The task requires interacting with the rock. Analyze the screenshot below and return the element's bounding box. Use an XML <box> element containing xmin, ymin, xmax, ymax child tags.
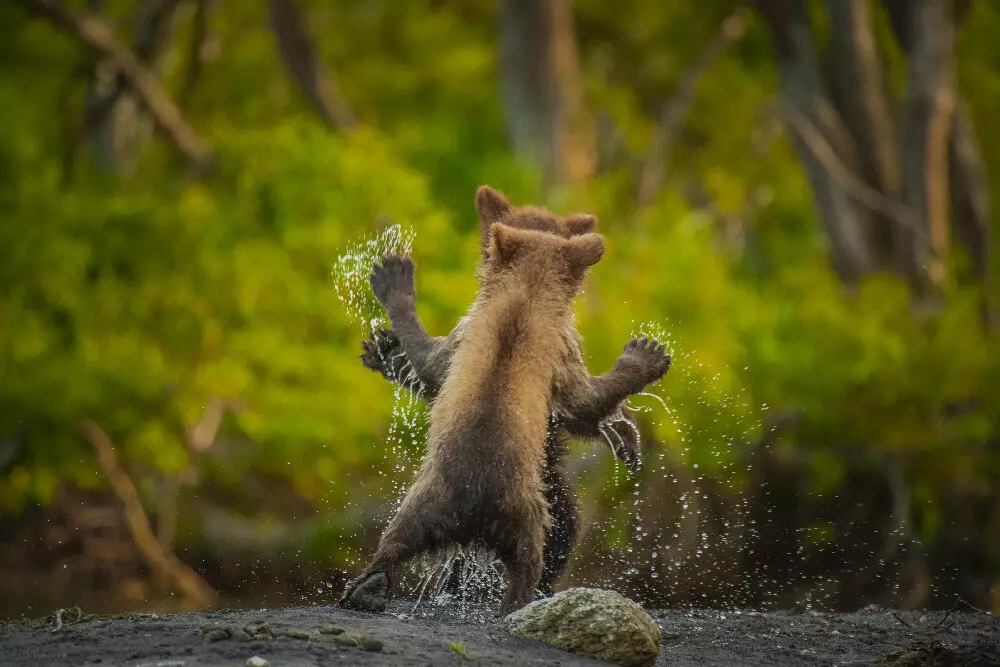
<box><xmin>278</xmin><ymin>628</ymin><xmax>311</xmax><ymax>640</ymax></box>
<box><xmin>317</xmin><ymin>629</ymin><xmax>383</xmax><ymax>652</ymax></box>
<box><xmin>246</xmin><ymin>657</ymin><xmax>269</xmax><ymax>667</ymax></box>
<box><xmin>503</xmin><ymin>587</ymin><xmax>661</xmax><ymax>667</ymax></box>
<box><xmin>198</xmin><ymin>626</ymin><xmax>232</xmax><ymax>643</ymax></box>
<box><xmin>332</xmin><ymin>631</ymin><xmax>366</xmax><ymax>647</ymax></box>
<box><xmin>319</xmin><ymin>625</ymin><xmax>345</xmax><ymax>635</ymax></box>
<box><xmin>243</xmin><ymin>622</ymin><xmax>273</xmax><ymax>639</ymax></box>
<box><xmin>362</xmin><ymin>638</ymin><xmax>384</xmax><ymax>652</ymax></box>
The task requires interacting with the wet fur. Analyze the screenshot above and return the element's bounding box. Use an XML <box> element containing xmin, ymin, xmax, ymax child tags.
<box><xmin>344</xmin><ymin>225</ymin><xmax>605</xmax><ymax>614</ymax></box>
<box><xmin>361</xmin><ymin>186</ymin><xmax>669</xmax><ymax>595</ymax></box>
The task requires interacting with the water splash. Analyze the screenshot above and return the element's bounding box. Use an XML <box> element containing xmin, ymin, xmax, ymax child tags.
<box><xmin>331</xmin><ymin>223</ymin><xmax>429</xmax><ymax>503</ymax></box>
<box><xmin>397</xmin><ymin>544</ymin><xmax>505</xmax><ymax>622</ymax></box>
<box><xmin>332</xmin><ymin>223</ymin><xmax>416</xmax><ymax>334</ymax></box>
<box><xmin>576</xmin><ymin>319</ymin><xmax>775</xmax><ymax>610</ymax></box>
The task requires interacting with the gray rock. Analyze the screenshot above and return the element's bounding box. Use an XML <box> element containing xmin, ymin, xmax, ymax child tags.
<box><xmin>503</xmin><ymin>588</ymin><xmax>661</xmax><ymax>667</ymax></box>
<box><xmin>199</xmin><ymin>625</ymin><xmax>232</xmax><ymax>643</ymax></box>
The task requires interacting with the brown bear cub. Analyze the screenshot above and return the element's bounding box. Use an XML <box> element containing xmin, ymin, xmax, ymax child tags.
<box><xmin>341</xmin><ymin>222</ymin><xmax>608</xmax><ymax>614</ymax></box>
<box><xmin>357</xmin><ymin>186</ymin><xmax>668</xmax><ymax>596</ymax></box>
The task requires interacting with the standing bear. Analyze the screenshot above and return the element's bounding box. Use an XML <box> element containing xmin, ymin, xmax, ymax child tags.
<box><xmin>342</xmin><ymin>215</ymin><xmax>669</xmax><ymax>614</ymax></box>
<box><xmin>358</xmin><ymin>186</ymin><xmax>666</xmax><ymax>594</ymax></box>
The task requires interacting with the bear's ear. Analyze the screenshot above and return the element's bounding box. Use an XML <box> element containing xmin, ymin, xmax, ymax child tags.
<box><xmin>564</xmin><ymin>214</ymin><xmax>597</xmax><ymax>236</ymax></box>
<box><xmin>478</xmin><ymin>186</ymin><xmax>512</xmax><ymax>257</ymax></box>
<box><xmin>486</xmin><ymin>222</ymin><xmax>524</xmax><ymax>265</ymax></box>
<box><xmin>563</xmin><ymin>233</ymin><xmax>605</xmax><ymax>274</ymax></box>
<box><xmin>476</xmin><ymin>185</ymin><xmax>512</xmax><ymax>226</ymax></box>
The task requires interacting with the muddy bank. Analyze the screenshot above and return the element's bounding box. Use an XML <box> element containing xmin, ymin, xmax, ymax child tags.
<box><xmin>1</xmin><ymin>602</ymin><xmax>997</xmax><ymax>666</ymax></box>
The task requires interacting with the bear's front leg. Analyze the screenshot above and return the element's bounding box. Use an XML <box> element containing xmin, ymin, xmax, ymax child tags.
<box><xmin>558</xmin><ymin>337</ymin><xmax>670</xmax><ymax>444</ymax></box>
<box><xmin>360</xmin><ymin>327</ymin><xmax>405</xmax><ymax>381</ymax></box>
<box><xmin>360</xmin><ymin>325</ymin><xmax>457</xmax><ymax>402</ymax></box>
<box><xmin>369</xmin><ymin>253</ymin><xmax>446</xmax><ymax>393</ymax></box>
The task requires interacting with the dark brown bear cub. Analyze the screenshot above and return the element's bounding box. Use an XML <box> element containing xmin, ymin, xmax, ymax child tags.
<box><xmin>341</xmin><ymin>223</ymin><xmax>606</xmax><ymax>615</ymax></box>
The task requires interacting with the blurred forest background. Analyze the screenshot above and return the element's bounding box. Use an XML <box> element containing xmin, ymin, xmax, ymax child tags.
<box><xmin>2</xmin><ymin>0</ymin><xmax>998</xmax><ymax>617</ymax></box>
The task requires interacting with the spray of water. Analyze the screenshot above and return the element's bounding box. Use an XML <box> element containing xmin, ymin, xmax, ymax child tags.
<box><xmin>332</xmin><ymin>223</ymin><xmax>416</xmax><ymax>334</ymax></box>
<box><xmin>397</xmin><ymin>543</ymin><xmax>506</xmax><ymax>622</ymax></box>
<box><xmin>331</xmin><ymin>222</ymin><xmax>429</xmax><ymax>493</ymax></box>
<box><xmin>574</xmin><ymin>319</ymin><xmax>779</xmax><ymax>610</ymax></box>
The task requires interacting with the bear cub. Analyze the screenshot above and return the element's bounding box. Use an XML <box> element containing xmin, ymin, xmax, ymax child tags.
<box><xmin>341</xmin><ymin>222</ymin><xmax>606</xmax><ymax>614</ymax></box>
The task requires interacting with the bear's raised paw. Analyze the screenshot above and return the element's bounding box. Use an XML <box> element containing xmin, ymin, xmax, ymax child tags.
<box><xmin>370</xmin><ymin>253</ymin><xmax>415</xmax><ymax>311</ymax></box>
<box><xmin>618</xmin><ymin>336</ymin><xmax>671</xmax><ymax>385</ymax></box>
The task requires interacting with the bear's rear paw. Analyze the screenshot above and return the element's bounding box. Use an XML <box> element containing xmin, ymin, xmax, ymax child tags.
<box><xmin>370</xmin><ymin>253</ymin><xmax>415</xmax><ymax>311</ymax></box>
<box><xmin>340</xmin><ymin>571</ymin><xmax>390</xmax><ymax>613</ymax></box>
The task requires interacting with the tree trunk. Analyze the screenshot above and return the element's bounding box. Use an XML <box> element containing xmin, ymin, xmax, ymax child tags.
<box><xmin>949</xmin><ymin>102</ymin><xmax>993</xmax><ymax>326</ymax></box>
<box><xmin>758</xmin><ymin>0</ymin><xmax>876</xmax><ymax>284</ymax></box>
<box><xmin>896</xmin><ymin>0</ymin><xmax>957</xmax><ymax>293</ymax></box>
<box><xmin>885</xmin><ymin>0</ymin><xmax>989</xmax><ymax>312</ymax></box>
<box><xmin>497</xmin><ymin>0</ymin><xmax>595</xmax><ymax>185</ymax></box>
<box><xmin>268</xmin><ymin>0</ymin><xmax>357</xmax><ymax>132</ymax></box>
<box><xmin>85</xmin><ymin>0</ymin><xmax>183</xmax><ymax>175</ymax></box>
<box><xmin>756</xmin><ymin>0</ymin><xmax>987</xmax><ymax>305</ymax></box>
<box><xmin>826</xmin><ymin>0</ymin><xmax>900</xmax><ymax>263</ymax></box>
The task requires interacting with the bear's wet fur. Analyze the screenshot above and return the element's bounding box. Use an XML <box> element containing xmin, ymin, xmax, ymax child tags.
<box><xmin>342</xmin><ymin>222</ymin><xmax>606</xmax><ymax>614</ymax></box>
<box><xmin>358</xmin><ymin>186</ymin><xmax>666</xmax><ymax>596</ymax></box>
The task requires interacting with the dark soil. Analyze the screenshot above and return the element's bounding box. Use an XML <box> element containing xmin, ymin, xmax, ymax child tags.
<box><xmin>1</xmin><ymin>602</ymin><xmax>997</xmax><ymax>666</ymax></box>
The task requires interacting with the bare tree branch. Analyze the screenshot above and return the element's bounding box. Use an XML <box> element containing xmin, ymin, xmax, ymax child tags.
<box><xmin>187</xmin><ymin>396</ymin><xmax>243</xmax><ymax>454</ymax></box>
<box><xmin>81</xmin><ymin>419</ymin><xmax>217</xmax><ymax>607</ymax></box>
<box><xmin>636</xmin><ymin>8</ymin><xmax>752</xmax><ymax>206</ymax></box>
<box><xmin>268</xmin><ymin>0</ymin><xmax>357</xmax><ymax>132</ymax></box>
<box><xmin>782</xmin><ymin>106</ymin><xmax>926</xmax><ymax>242</ymax></box>
<box><xmin>14</xmin><ymin>0</ymin><xmax>215</xmax><ymax>172</ymax></box>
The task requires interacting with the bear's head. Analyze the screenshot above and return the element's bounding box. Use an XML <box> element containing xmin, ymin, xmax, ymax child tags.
<box><xmin>475</xmin><ymin>186</ymin><xmax>597</xmax><ymax>257</ymax></box>
<box><xmin>480</xmin><ymin>220</ymin><xmax>605</xmax><ymax>300</ymax></box>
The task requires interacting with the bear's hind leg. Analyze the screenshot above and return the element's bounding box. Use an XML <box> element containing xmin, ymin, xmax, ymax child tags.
<box><xmin>539</xmin><ymin>462</ymin><xmax>579</xmax><ymax>597</ymax></box>
<box><xmin>499</xmin><ymin>536</ymin><xmax>545</xmax><ymax>615</ymax></box>
<box><xmin>341</xmin><ymin>489</ymin><xmax>447</xmax><ymax>612</ymax></box>
<box><xmin>495</xmin><ymin>503</ymin><xmax>547</xmax><ymax>616</ymax></box>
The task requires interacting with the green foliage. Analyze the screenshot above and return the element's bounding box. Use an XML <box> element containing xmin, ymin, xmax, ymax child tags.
<box><xmin>0</xmin><ymin>0</ymin><xmax>998</xmax><ymax>603</ymax></box>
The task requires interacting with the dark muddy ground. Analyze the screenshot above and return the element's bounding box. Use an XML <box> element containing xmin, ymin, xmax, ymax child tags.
<box><xmin>1</xmin><ymin>601</ymin><xmax>997</xmax><ymax>667</ymax></box>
